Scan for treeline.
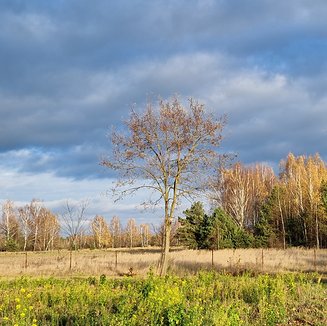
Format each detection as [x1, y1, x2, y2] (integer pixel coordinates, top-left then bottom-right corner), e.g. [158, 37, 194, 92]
[1, 152, 327, 251]
[179, 152, 327, 249]
[0, 200, 169, 252]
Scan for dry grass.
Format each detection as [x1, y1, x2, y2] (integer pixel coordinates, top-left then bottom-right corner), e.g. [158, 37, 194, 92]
[0, 247, 326, 277]
[170, 248, 327, 275]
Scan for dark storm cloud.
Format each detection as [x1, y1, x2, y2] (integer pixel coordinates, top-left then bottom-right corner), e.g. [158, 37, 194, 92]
[0, 0, 327, 182]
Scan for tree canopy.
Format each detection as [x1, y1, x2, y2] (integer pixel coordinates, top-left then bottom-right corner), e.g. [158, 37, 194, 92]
[102, 97, 226, 274]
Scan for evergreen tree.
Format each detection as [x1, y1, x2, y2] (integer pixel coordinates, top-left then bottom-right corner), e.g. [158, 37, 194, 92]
[254, 188, 279, 248]
[177, 202, 207, 249]
[208, 208, 254, 249]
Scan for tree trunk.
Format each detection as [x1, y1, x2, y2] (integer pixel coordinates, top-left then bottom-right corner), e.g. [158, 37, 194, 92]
[315, 212, 319, 249]
[303, 221, 308, 246]
[159, 217, 171, 276]
[277, 188, 286, 249]
[23, 236, 27, 252]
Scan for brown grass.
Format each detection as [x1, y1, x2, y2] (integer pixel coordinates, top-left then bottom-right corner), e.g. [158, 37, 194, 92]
[0, 247, 326, 277]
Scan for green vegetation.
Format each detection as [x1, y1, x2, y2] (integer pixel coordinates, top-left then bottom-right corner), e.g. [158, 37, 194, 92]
[178, 203, 255, 250]
[0, 272, 325, 325]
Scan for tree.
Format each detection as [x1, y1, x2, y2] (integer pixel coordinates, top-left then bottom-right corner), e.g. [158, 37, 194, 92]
[34, 206, 60, 251]
[177, 202, 207, 249]
[110, 216, 122, 248]
[207, 208, 254, 249]
[211, 162, 275, 229]
[91, 215, 111, 248]
[18, 204, 33, 251]
[0, 200, 20, 249]
[279, 153, 327, 248]
[61, 200, 89, 250]
[320, 181, 327, 247]
[102, 97, 226, 275]
[140, 223, 150, 247]
[254, 186, 282, 248]
[125, 218, 139, 248]
[28, 199, 43, 251]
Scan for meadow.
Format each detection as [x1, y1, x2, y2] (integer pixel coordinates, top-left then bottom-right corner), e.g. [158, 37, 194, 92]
[0, 247, 326, 277]
[0, 271, 326, 325]
[1, 248, 326, 325]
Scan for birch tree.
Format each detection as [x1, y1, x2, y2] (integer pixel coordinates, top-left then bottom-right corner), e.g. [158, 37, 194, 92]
[110, 216, 122, 248]
[1, 200, 19, 243]
[91, 215, 111, 248]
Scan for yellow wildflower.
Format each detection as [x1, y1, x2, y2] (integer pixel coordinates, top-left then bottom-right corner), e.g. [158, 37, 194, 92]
[20, 288, 26, 293]
[20, 312, 26, 318]
[16, 304, 21, 310]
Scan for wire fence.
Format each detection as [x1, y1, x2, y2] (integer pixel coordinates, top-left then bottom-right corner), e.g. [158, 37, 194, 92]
[0, 247, 326, 277]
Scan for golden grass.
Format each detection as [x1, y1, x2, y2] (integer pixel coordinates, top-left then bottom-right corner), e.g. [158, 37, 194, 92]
[0, 247, 326, 277]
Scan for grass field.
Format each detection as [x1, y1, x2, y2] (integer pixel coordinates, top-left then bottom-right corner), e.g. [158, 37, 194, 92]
[0, 272, 326, 325]
[0, 247, 326, 277]
[1, 248, 326, 325]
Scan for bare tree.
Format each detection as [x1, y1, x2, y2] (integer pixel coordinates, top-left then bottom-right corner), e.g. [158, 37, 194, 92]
[61, 200, 89, 250]
[102, 97, 226, 275]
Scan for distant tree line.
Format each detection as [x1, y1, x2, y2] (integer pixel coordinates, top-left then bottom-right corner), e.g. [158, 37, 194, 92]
[178, 153, 327, 249]
[0, 199, 170, 252]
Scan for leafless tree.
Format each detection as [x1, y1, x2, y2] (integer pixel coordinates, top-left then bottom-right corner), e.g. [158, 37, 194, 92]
[102, 96, 226, 275]
[61, 200, 89, 250]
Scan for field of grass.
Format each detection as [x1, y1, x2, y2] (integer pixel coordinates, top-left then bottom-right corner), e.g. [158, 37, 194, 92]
[0, 247, 326, 277]
[0, 272, 326, 325]
[1, 248, 326, 325]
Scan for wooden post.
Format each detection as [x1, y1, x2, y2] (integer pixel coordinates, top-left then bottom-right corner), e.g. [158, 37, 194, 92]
[69, 250, 72, 271]
[314, 248, 317, 272]
[24, 251, 28, 269]
[115, 251, 118, 270]
[261, 248, 264, 272]
[211, 249, 214, 268]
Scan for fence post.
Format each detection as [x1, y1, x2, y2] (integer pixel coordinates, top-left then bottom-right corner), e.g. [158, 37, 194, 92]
[314, 248, 317, 272]
[211, 249, 214, 268]
[261, 248, 264, 272]
[115, 251, 118, 270]
[24, 251, 28, 269]
[69, 250, 72, 271]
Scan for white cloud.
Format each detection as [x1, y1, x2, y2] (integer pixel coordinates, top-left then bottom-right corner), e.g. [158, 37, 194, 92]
[0, 165, 167, 225]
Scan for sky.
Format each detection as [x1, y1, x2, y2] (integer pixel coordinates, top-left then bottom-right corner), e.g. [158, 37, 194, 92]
[1, 0, 327, 225]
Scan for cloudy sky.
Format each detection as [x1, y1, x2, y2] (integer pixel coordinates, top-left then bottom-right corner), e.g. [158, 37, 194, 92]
[1, 0, 327, 225]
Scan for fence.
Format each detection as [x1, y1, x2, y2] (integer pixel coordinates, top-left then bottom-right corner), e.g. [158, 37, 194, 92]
[0, 247, 326, 277]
